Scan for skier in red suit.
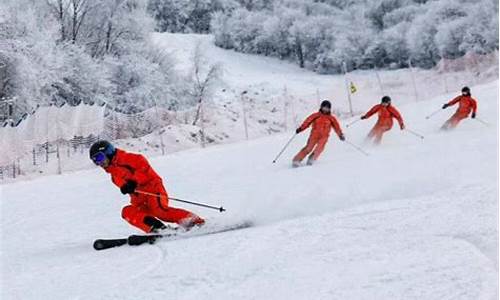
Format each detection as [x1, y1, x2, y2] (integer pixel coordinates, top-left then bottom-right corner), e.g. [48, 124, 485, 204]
[360, 96, 405, 145]
[441, 86, 477, 130]
[89, 141, 204, 233]
[292, 100, 345, 167]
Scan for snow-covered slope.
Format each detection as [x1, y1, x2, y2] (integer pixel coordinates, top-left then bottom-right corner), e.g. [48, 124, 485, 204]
[152, 33, 495, 113]
[4, 33, 496, 181]
[1, 80, 498, 299]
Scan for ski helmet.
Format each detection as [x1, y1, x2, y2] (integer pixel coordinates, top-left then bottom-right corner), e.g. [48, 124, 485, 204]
[320, 100, 332, 109]
[89, 140, 116, 165]
[381, 96, 391, 104]
[462, 86, 471, 95]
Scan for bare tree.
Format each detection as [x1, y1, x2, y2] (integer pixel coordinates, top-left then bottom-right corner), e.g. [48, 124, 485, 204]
[69, 0, 91, 43]
[86, 0, 149, 58]
[0, 57, 10, 99]
[46, 0, 69, 41]
[46, 0, 93, 43]
[191, 42, 222, 127]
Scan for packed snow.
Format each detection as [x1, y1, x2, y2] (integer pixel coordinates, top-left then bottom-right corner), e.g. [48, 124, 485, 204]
[1, 79, 497, 299]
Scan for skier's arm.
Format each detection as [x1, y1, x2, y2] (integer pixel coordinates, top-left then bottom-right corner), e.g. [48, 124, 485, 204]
[297, 112, 320, 132]
[111, 170, 127, 188]
[330, 115, 345, 140]
[443, 96, 461, 108]
[123, 153, 154, 186]
[389, 107, 405, 129]
[471, 98, 477, 114]
[361, 105, 380, 119]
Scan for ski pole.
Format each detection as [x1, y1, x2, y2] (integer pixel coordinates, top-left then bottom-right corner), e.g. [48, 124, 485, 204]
[344, 140, 369, 156]
[474, 117, 489, 127]
[425, 109, 443, 120]
[135, 190, 226, 212]
[346, 118, 361, 128]
[404, 128, 424, 140]
[272, 133, 297, 163]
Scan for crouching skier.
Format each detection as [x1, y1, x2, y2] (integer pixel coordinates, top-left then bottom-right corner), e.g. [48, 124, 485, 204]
[441, 86, 477, 130]
[292, 100, 345, 167]
[89, 140, 205, 233]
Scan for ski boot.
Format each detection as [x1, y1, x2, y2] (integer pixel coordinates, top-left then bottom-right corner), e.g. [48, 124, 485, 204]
[180, 216, 205, 231]
[144, 216, 168, 233]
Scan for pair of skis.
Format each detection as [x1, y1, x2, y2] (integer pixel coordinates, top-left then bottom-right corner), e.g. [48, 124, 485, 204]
[93, 221, 253, 251]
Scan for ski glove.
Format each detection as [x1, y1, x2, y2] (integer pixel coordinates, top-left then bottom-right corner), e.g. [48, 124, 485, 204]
[120, 180, 137, 195]
[400, 124, 405, 130]
[339, 134, 346, 141]
[471, 112, 476, 119]
[295, 128, 302, 134]
[360, 116, 367, 120]
[442, 104, 449, 109]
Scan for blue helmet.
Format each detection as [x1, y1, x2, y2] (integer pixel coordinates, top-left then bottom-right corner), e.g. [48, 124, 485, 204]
[89, 140, 116, 165]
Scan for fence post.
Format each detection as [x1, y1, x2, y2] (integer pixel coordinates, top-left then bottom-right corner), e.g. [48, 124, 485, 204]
[408, 59, 419, 102]
[151, 94, 166, 155]
[199, 97, 206, 148]
[56, 142, 61, 175]
[289, 95, 297, 128]
[240, 90, 249, 140]
[342, 61, 354, 117]
[283, 86, 289, 131]
[374, 69, 385, 95]
[45, 141, 49, 163]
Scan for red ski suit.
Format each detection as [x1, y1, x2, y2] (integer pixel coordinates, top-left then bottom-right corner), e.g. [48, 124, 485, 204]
[442, 95, 477, 129]
[362, 104, 404, 144]
[105, 149, 204, 233]
[293, 111, 343, 162]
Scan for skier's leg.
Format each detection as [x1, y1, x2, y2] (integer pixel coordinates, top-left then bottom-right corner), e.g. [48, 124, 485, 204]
[373, 125, 387, 145]
[293, 135, 318, 163]
[365, 126, 377, 142]
[147, 184, 205, 230]
[308, 136, 329, 163]
[155, 206, 205, 228]
[442, 113, 465, 130]
[450, 114, 467, 128]
[441, 115, 456, 130]
[121, 205, 154, 233]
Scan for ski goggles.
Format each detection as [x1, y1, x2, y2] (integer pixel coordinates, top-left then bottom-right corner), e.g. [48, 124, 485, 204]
[91, 152, 107, 166]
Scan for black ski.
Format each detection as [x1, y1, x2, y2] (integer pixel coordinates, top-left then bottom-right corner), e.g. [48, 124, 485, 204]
[93, 221, 253, 251]
[93, 234, 168, 251]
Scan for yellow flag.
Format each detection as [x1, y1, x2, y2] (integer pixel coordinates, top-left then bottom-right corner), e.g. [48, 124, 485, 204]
[350, 82, 357, 94]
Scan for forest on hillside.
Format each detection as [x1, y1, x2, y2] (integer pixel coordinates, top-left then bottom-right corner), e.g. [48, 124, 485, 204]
[150, 0, 499, 72]
[0, 0, 498, 122]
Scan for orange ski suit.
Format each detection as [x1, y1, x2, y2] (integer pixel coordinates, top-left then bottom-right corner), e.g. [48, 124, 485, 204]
[442, 95, 477, 129]
[362, 104, 404, 145]
[105, 149, 204, 233]
[293, 111, 344, 162]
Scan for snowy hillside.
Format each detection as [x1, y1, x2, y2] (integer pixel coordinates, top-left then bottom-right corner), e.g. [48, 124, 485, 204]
[1, 32, 496, 181]
[1, 79, 497, 299]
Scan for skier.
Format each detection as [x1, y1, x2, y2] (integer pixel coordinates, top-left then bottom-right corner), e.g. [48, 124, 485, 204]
[292, 100, 345, 167]
[89, 140, 205, 233]
[441, 86, 477, 130]
[360, 96, 405, 145]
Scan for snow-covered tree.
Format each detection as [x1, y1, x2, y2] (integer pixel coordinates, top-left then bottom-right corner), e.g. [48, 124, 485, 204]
[0, 0, 193, 124]
[207, 0, 498, 73]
